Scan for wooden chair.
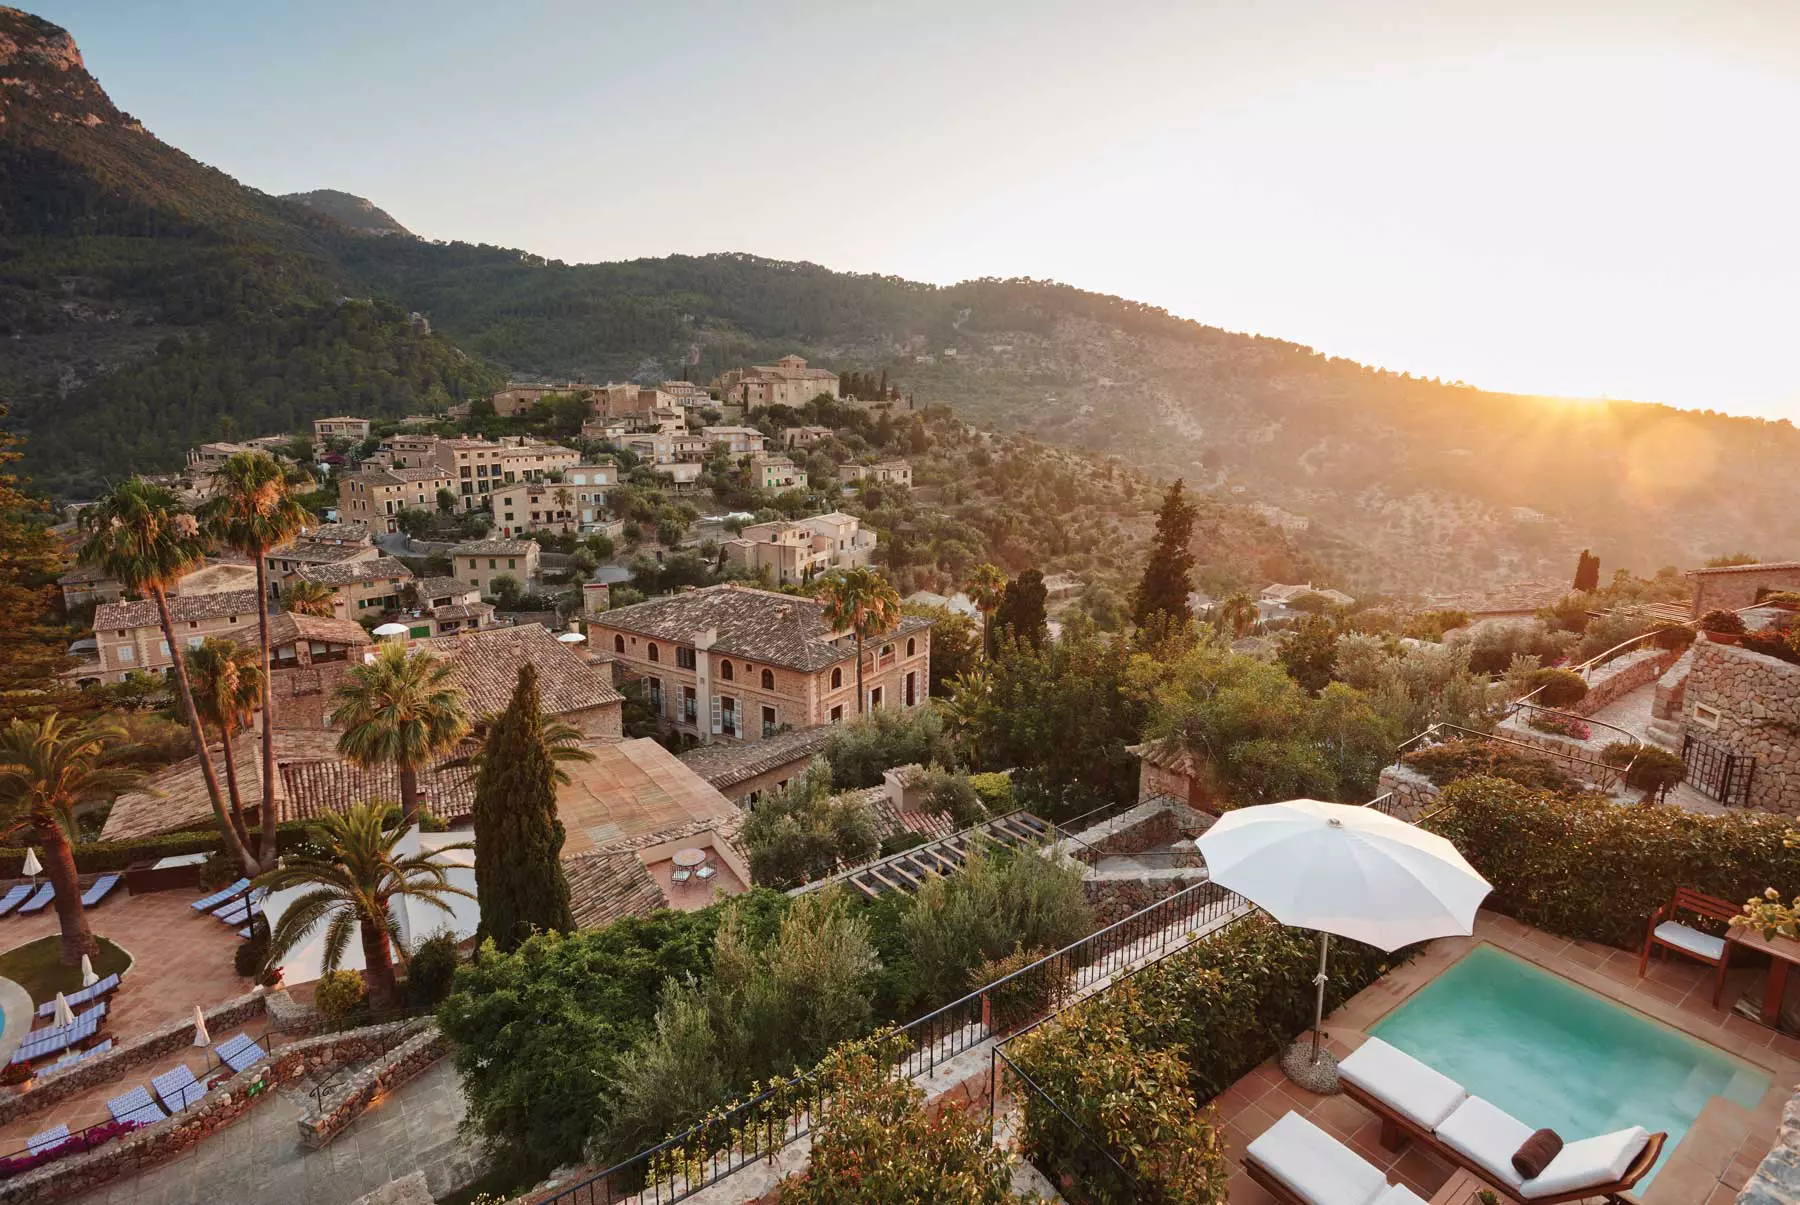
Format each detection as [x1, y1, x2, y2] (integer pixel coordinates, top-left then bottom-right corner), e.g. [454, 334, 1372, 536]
[1639, 886, 1737, 1006]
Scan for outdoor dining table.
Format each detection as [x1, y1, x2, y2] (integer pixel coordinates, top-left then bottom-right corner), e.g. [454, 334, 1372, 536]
[672, 848, 707, 871]
[1726, 926, 1800, 1028]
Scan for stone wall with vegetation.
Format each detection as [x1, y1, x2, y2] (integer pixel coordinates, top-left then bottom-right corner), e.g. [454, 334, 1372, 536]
[1687, 641, 1800, 816]
[1571, 647, 1678, 717]
[1375, 764, 1439, 821]
[297, 1023, 446, 1149]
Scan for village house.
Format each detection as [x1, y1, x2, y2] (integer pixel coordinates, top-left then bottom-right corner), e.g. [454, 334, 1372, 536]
[264, 522, 378, 587]
[435, 437, 583, 511]
[586, 382, 652, 420]
[659, 380, 713, 408]
[701, 426, 769, 456]
[399, 576, 495, 637]
[490, 481, 579, 537]
[838, 458, 912, 489]
[590, 583, 933, 744]
[374, 433, 441, 469]
[185, 441, 255, 474]
[312, 416, 372, 443]
[92, 588, 263, 683]
[679, 724, 835, 805]
[290, 556, 414, 621]
[337, 466, 457, 534]
[58, 556, 259, 610]
[622, 431, 711, 466]
[450, 538, 541, 596]
[753, 453, 803, 492]
[722, 512, 876, 584]
[489, 382, 593, 417]
[782, 425, 834, 449]
[580, 418, 633, 444]
[1259, 581, 1356, 617]
[255, 612, 374, 730]
[712, 355, 840, 409]
[1687, 561, 1800, 615]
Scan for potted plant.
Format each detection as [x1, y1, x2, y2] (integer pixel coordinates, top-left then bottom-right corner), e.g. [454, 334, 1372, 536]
[1698, 609, 1746, 643]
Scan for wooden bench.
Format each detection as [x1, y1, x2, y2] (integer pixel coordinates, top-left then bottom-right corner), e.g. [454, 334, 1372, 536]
[1639, 886, 1737, 1007]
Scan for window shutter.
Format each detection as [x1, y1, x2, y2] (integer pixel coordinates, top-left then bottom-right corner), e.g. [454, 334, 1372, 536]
[710, 697, 723, 735]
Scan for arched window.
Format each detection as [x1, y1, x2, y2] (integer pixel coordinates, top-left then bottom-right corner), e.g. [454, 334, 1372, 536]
[614, 635, 625, 654]
[720, 660, 734, 681]
[648, 643, 660, 662]
[831, 667, 842, 689]
[761, 669, 775, 690]
[906, 638, 916, 657]
[881, 644, 894, 657]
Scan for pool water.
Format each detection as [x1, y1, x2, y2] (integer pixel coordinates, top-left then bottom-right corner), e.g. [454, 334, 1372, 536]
[1370, 944, 1769, 1186]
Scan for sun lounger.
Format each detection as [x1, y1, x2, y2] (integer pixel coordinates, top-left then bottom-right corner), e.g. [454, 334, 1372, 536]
[191, 878, 251, 913]
[106, 1085, 167, 1128]
[1338, 1037, 1665, 1203]
[80, 873, 121, 909]
[42, 1038, 111, 1075]
[215, 1032, 269, 1074]
[1245, 1112, 1426, 1205]
[10, 1003, 106, 1065]
[36, 973, 121, 1019]
[15, 883, 54, 916]
[0, 884, 31, 918]
[151, 1064, 208, 1112]
[26, 1124, 69, 1156]
[213, 888, 266, 927]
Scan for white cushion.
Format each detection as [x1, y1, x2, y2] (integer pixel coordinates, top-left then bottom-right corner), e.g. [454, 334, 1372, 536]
[1373, 1186, 1429, 1205]
[1435, 1096, 1533, 1191]
[1655, 921, 1725, 961]
[1522, 1127, 1650, 1199]
[1339, 1037, 1469, 1130]
[1247, 1111, 1388, 1205]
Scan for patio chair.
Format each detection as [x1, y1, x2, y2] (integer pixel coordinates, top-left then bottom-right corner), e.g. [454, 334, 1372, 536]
[695, 865, 717, 882]
[11, 1003, 107, 1065]
[1244, 1112, 1426, 1205]
[192, 878, 251, 913]
[215, 1032, 269, 1074]
[80, 873, 121, 909]
[1337, 1037, 1666, 1204]
[43, 1038, 111, 1075]
[214, 888, 266, 927]
[0, 883, 31, 918]
[151, 1064, 208, 1112]
[1639, 886, 1736, 1006]
[26, 1124, 69, 1156]
[106, 1085, 167, 1128]
[670, 868, 692, 886]
[36, 972, 121, 1019]
[15, 883, 54, 916]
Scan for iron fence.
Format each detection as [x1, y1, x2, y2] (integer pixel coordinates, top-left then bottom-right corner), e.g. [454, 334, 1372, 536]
[1681, 734, 1756, 806]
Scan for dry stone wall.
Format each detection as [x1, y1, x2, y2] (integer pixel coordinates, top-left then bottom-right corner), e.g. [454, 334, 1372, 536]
[1686, 642, 1800, 816]
[1571, 647, 1678, 716]
[297, 1023, 446, 1149]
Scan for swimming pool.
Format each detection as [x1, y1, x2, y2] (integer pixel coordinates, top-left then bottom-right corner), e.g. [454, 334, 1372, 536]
[1369, 944, 1769, 1186]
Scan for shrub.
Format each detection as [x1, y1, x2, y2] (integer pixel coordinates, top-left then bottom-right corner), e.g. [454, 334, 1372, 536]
[1527, 713, 1590, 741]
[404, 932, 461, 1007]
[1699, 608, 1746, 634]
[741, 759, 880, 889]
[198, 850, 242, 891]
[1401, 738, 1574, 792]
[821, 706, 960, 788]
[1759, 590, 1800, 609]
[1597, 742, 1687, 796]
[315, 969, 369, 1023]
[968, 771, 1015, 814]
[917, 766, 985, 828]
[234, 926, 271, 981]
[973, 945, 1058, 1033]
[1456, 621, 1574, 676]
[780, 1033, 1020, 1204]
[1741, 630, 1800, 667]
[1425, 776, 1800, 949]
[0, 822, 319, 876]
[1651, 622, 1696, 651]
[1520, 667, 1588, 708]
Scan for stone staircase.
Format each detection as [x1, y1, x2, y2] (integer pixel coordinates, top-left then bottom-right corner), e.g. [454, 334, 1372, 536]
[1645, 646, 1695, 751]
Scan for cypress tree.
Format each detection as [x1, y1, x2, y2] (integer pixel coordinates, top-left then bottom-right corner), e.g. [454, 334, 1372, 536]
[472, 663, 574, 951]
[1573, 549, 1600, 593]
[993, 568, 1048, 649]
[1132, 479, 1198, 627]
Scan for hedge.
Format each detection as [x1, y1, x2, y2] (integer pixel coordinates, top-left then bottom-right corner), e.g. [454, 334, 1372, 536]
[1401, 738, 1575, 792]
[1425, 776, 1799, 949]
[0, 822, 319, 876]
[1010, 916, 1400, 1202]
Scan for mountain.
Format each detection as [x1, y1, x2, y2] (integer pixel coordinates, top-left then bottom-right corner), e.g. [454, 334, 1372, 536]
[3, 7, 1797, 592]
[280, 189, 412, 237]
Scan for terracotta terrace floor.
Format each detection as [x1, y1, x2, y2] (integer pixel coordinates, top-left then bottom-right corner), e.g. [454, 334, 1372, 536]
[1220, 911, 1799, 1204]
[0, 885, 267, 1155]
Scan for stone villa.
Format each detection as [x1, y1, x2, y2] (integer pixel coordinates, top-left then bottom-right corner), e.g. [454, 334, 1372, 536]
[722, 511, 877, 586]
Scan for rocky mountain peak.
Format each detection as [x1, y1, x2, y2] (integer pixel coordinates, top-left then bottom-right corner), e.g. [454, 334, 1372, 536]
[0, 7, 139, 131]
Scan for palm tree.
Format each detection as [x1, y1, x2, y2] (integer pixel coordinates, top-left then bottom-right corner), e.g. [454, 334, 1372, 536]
[1219, 593, 1259, 640]
[553, 485, 575, 534]
[966, 563, 1008, 660]
[200, 451, 313, 869]
[330, 643, 470, 827]
[185, 639, 263, 847]
[80, 480, 258, 873]
[0, 716, 143, 965]
[939, 666, 991, 770]
[283, 579, 337, 618]
[253, 802, 471, 1007]
[819, 566, 902, 715]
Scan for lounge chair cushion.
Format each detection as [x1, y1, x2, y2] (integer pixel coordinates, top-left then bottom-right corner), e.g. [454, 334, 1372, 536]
[1654, 921, 1724, 962]
[1372, 1186, 1428, 1205]
[1247, 1111, 1388, 1205]
[1521, 1127, 1650, 1199]
[1436, 1096, 1534, 1192]
[1339, 1037, 1469, 1130]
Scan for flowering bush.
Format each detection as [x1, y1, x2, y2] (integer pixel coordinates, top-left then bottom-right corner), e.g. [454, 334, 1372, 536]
[1527, 713, 1590, 741]
[1699, 608, 1746, 635]
[0, 1118, 144, 1177]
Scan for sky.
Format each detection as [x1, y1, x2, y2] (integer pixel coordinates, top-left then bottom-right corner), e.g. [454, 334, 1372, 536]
[33, 0, 1800, 421]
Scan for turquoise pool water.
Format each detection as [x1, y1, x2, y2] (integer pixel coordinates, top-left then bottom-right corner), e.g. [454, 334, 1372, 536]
[1370, 944, 1769, 1186]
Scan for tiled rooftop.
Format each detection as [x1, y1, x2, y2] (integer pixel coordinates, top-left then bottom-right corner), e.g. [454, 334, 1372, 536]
[248, 612, 370, 650]
[555, 738, 741, 856]
[292, 555, 412, 587]
[678, 725, 834, 789]
[422, 623, 623, 718]
[562, 850, 667, 930]
[94, 589, 262, 632]
[449, 539, 536, 556]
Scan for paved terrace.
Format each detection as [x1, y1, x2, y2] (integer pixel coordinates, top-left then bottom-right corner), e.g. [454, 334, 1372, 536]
[1220, 912, 1800, 1205]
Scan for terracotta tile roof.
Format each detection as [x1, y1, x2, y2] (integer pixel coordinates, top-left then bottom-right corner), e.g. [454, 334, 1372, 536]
[431, 602, 492, 622]
[293, 556, 413, 587]
[94, 589, 262, 632]
[57, 564, 110, 586]
[101, 730, 339, 841]
[250, 612, 371, 650]
[1687, 560, 1800, 576]
[270, 539, 372, 565]
[278, 759, 476, 823]
[678, 725, 834, 790]
[556, 738, 741, 856]
[451, 539, 537, 556]
[595, 584, 932, 672]
[415, 577, 476, 601]
[562, 851, 668, 930]
[421, 624, 623, 719]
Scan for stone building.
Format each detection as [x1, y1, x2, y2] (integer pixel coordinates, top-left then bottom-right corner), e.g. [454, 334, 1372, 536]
[449, 538, 541, 596]
[337, 466, 456, 535]
[312, 416, 371, 442]
[1687, 561, 1800, 615]
[1680, 639, 1800, 815]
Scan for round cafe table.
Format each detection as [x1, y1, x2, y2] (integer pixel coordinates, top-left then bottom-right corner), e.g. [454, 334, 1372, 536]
[672, 848, 707, 870]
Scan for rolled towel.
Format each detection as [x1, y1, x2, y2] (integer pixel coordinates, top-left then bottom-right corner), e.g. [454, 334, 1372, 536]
[1513, 1128, 1564, 1179]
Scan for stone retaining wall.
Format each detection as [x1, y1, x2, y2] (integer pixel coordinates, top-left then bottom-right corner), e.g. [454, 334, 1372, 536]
[1572, 647, 1678, 717]
[1375, 765, 1440, 821]
[297, 1023, 447, 1149]
[1653, 647, 1695, 721]
[0, 991, 267, 1126]
[1082, 872, 1211, 928]
[1739, 1088, 1800, 1204]
[0, 1019, 423, 1205]
[1687, 641, 1800, 816]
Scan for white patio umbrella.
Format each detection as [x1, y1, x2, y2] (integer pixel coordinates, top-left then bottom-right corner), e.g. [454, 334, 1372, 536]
[372, 622, 411, 640]
[556, 631, 586, 644]
[1198, 798, 1491, 1078]
[192, 1004, 211, 1048]
[52, 992, 74, 1028]
[20, 848, 40, 879]
[79, 954, 97, 989]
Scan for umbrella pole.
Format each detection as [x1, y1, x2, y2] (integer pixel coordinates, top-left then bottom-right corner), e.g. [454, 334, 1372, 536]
[1310, 931, 1331, 1062]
